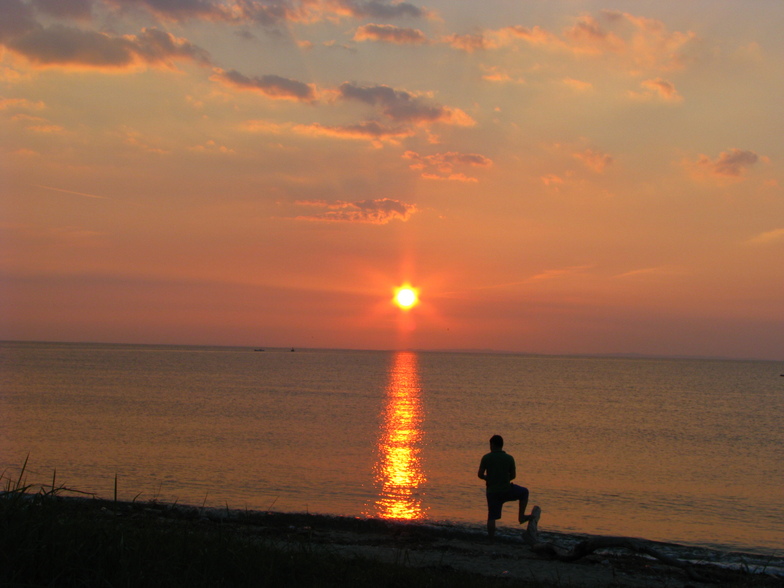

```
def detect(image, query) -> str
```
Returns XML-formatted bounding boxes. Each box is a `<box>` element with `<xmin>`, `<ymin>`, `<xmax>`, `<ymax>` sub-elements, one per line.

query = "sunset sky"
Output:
<box><xmin>2</xmin><ymin>0</ymin><xmax>782</xmax><ymax>360</ymax></box>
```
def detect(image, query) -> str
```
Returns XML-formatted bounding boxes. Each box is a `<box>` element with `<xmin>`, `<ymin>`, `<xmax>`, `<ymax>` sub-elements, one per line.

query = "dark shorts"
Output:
<box><xmin>486</xmin><ymin>484</ymin><xmax>529</xmax><ymax>520</ymax></box>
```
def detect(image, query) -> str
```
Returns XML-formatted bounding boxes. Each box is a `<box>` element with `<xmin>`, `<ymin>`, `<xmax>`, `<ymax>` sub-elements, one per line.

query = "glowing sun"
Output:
<box><xmin>393</xmin><ymin>285</ymin><xmax>419</xmax><ymax>310</ymax></box>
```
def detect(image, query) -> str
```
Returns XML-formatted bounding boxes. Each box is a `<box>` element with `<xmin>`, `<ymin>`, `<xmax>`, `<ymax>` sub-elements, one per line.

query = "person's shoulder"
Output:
<box><xmin>483</xmin><ymin>450</ymin><xmax>505</xmax><ymax>459</ymax></box>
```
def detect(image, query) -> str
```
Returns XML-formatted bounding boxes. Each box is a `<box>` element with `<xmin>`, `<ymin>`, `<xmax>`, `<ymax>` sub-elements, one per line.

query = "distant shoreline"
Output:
<box><xmin>3</xmin><ymin>339</ymin><xmax>780</xmax><ymax>363</ymax></box>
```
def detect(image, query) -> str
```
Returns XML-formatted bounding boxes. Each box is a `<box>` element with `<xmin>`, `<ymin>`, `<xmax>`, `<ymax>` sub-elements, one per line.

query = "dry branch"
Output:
<box><xmin>522</xmin><ymin>509</ymin><xmax>714</xmax><ymax>583</ymax></box>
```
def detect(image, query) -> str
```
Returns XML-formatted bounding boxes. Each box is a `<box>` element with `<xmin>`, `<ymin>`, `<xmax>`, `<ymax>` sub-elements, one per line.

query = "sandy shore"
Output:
<box><xmin>76</xmin><ymin>498</ymin><xmax>782</xmax><ymax>588</ymax></box>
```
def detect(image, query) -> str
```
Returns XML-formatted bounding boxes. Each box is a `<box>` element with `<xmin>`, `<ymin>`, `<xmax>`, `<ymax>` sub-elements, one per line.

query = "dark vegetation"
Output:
<box><xmin>0</xmin><ymin>468</ymin><xmax>521</xmax><ymax>587</ymax></box>
<box><xmin>2</xmin><ymin>463</ymin><xmax>781</xmax><ymax>587</ymax></box>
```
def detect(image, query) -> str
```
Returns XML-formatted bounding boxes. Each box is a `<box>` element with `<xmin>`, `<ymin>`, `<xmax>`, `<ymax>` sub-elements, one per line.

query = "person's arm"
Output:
<box><xmin>509</xmin><ymin>457</ymin><xmax>516</xmax><ymax>481</ymax></box>
<box><xmin>477</xmin><ymin>457</ymin><xmax>487</xmax><ymax>480</ymax></box>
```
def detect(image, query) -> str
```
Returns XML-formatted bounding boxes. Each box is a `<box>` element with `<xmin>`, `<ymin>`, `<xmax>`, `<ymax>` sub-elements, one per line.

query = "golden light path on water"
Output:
<box><xmin>369</xmin><ymin>351</ymin><xmax>427</xmax><ymax>520</ymax></box>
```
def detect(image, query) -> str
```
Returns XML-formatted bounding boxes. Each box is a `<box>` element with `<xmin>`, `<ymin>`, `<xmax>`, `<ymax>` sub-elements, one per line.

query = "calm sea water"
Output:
<box><xmin>1</xmin><ymin>341</ymin><xmax>782</xmax><ymax>557</ymax></box>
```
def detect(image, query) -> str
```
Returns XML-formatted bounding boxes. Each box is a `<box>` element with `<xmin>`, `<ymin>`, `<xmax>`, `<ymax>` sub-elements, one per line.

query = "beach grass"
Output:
<box><xmin>0</xmin><ymin>478</ymin><xmax>514</xmax><ymax>587</ymax></box>
<box><xmin>2</xmin><ymin>466</ymin><xmax>781</xmax><ymax>587</ymax></box>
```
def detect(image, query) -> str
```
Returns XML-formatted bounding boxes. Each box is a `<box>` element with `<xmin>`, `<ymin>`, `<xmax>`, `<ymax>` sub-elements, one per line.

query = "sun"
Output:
<box><xmin>393</xmin><ymin>285</ymin><xmax>419</xmax><ymax>310</ymax></box>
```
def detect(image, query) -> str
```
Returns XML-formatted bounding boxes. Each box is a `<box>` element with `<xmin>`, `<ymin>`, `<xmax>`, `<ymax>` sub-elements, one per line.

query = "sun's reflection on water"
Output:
<box><xmin>369</xmin><ymin>351</ymin><xmax>427</xmax><ymax>520</ymax></box>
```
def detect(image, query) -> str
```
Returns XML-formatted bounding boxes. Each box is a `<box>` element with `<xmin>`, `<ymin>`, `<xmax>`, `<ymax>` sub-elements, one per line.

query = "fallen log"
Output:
<box><xmin>522</xmin><ymin>509</ymin><xmax>713</xmax><ymax>583</ymax></box>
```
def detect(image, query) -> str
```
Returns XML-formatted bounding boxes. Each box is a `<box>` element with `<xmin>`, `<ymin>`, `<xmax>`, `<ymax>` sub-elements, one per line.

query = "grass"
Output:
<box><xmin>2</xmin><ymin>462</ymin><xmax>781</xmax><ymax>587</ymax></box>
<box><xmin>0</xmin><ymin>465</ymin><xmax>524</xmax><ymax>588</ymax></box>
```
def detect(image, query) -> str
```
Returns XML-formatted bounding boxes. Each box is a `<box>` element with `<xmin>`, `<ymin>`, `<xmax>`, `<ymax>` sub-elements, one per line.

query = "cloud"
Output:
<box><xmin>628</xmin><ymin>77</ymin><xmax>683</xmax><ymax>102</ymax></box>
<box><xmin>106</xmin><ymin>0</ymin><xmax>427</xmax><ymax>25</ymax></box>
<box><xmin>213</xmin><ymin>68</ymin><xmax>317</xmax><ymax>102</ymax></box>
<box><xmin>27</xmin><ymin>122</ymin><xmax>65</xmax><ymax>133</ymax></box>
<box><xmin>563</xmin><ymin>11</ymin><xmax>696</xmax><ymax>70</ymax></box>
<box><xmin>447</xmin><ymin>12</ymin><xmax>696</xmax><ymax>73</ymax></box>
<box><xmin>499</xmin><ymin>25</ymin><xmax>561</xmax><ymax>48</ymax></box>
<box><xmin>573</xmin><ymin>148</ymin><xmax>613</xmax><ymax>173</ymax></box>
<box><xmin>541</xmin><ymin>174</ymin><xmax>564</xmax><ymax>187</ymax></box>
<box><xmin>31</xmin><ymin>0</ymin><xmax>92</xmax><ymax>19</ymax></box>
<box><xmin>442</xmin><ymin>32</ymin><xmax>491</xmax><ymax>52</ymax></box>
<box><xmin>121</xmin><ymin>128</ymin><xmax>170</xmax><ymax>154</ymax></box>
<box><xmin>134</xmin><ymin>27</ymin><xmax>211</xmax><ymax>64</ymax></box>
<box><xmin>688</xmin><ymin>148</ymin><xmax>760</xmax><ymax>179</ymax></box>
<box><xmin>293</xmin><ymin>121</ymin><xmax>414</xmax><ymax>146</ymax></box>
<box><xmin>2</xmin><ymin>19</ymin><xmax>211</xmax><ymax>70</ymax></box>
<box><xmin>354</xmin><ymin>23</ymin><xmax>427</xmax><ymax>45</ymax></box>
<box><xmin>232</xmin><ymin>80</ymin><xmax>473</xmax><ymax>145</ymax></box>
<box><xmin>403</xmin><ymin>150</ymin><xmax>492</xmax><ymax>181</ymax></box>
<box><xmin>710</xmin><ymin>149</ymin><xmax>760</xmax><ymax>176</ymax></box>
<box><xmin>0</xmin><ymin>0</ymin><xmax>39</xmax><ymax>42</ymax></box>
<box><xmin>294</xmin><ymin>198</ymin><xmax>417</xmax><ymax>223</ymax></box>
<box><xmin>747</xmin><ymin>228</ymin><xmax>784</xmax><ymax>246</ymax></box>
<box><xmin>0</xmin><ymin>96</ymin><xmax>45</xmax><ymax>110</ymax></box>
<box><xmin>480</xmin><ymin>65</ymin><xmax>524</xmax><ymax>84</ymax></box>
<box><xmin>104</xmin><ymin>0</ymin><xmax>231</xmax><ymax>22</ymax></box>
<box><xmin>189</xmin><ymin>139</ymin><xmax>235</xmax><ymax>154</ymax></box>
<box><xmin>337</xmin><ymin>0</ymin><xmax>426</xmax><ymax>20</ymax></box>
<box><xmin>444</xmin><ymin>25</ymin><xmax>559</xmax><ymax>53</ymax></box>
<box><xmin>338</xmin><ymin>82</ymin><xmax>474</xmax><ymax>126</ymax></box>
<box><xmin>562</xmin><ymin>78</ymin><xmax>593</xmax><ymax>92</ymax></box>
<box><xmin>240</xmin><ymin>119</ymin><xmax>288</xmax><ymax>133</ymax></box>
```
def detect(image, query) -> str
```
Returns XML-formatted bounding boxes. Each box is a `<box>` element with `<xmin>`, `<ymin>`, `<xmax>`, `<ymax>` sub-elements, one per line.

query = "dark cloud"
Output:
<box><xmin>215</xmin><ymin>68</ymin><xmax>316</xmax><ymax>101</ymax></box>
<box><xmin>4</xmin><ymin>21</ymin><xmax>210</xmax><ymax>68</ymax></box>
<box><xmin>0</xmin><ymin>0</ymin><xmax>38</xmax><ymax>42</ymax></box>
<box><xmin>101</xmin><ymin>0</ymin><xmax>426</xmax><ymax>25</ymax></box>
<box><xmin>234</xmin><ymin>0</ymin><xmax>291</xmax><ymax>26</ymax></box>
<box><xmin>689</xmin><ymin>148</ymin><xmax>762</xmax><ymax>181</ymax></box>
<box><xmin>8</xmin><ymin>25</ymin><xmax>140</xmax><ymax>67</ymax></box>
<box><xmin>133</xmin><ymin>27</ymin><xmax>211</xmax><ymax>64</ymax></box>
<box><xmin>31</xmin><ymin>0</ymin><xmax>92</xmax><ymax>19</ymax></box>
<box><xmin>708</xmin><ymin>149</ymin><xmax>759</xmax><ymax>177</ymax></box>
<box><xmin>338</xmin><ymin>82</ymin><xmax>470</xmax><ymax>125</ymax></box>
<box><xmin>105</xmin><ymin>0</ymin><xmax>229</xmax><ymax>21</ymax></box>
<box><xmin>295</xmin><ymin>198</ymin><xmax>417</xmax><ymax>224</ymax></box>
<box><xmin>341</xmin><ymin>0</ymin><xmax>424</xmax><ymax>19</ymax></box>
<box><xmin>238</xmin><ymin>0</ymin><xmax>425</xmax><ymax>26</ymax></box>
<box><xmin>7</xmin><ymin>0</ymin><xmax>427</xmax><ymax>31</ymax></box>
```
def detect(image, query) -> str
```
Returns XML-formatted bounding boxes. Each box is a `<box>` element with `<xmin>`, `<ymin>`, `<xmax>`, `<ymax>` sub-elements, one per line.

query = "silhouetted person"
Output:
<box><xmin>477</xmin><ymin>434</ymin><xmax>534</xmax><ymax>540</ymax></box>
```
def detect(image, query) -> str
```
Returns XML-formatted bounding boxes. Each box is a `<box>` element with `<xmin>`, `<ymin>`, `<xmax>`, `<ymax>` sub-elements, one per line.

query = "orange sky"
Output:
<box><xmin>1</xmin><ymin>0</ymin><xmax>782</xmax><ymax>359</ymax></box>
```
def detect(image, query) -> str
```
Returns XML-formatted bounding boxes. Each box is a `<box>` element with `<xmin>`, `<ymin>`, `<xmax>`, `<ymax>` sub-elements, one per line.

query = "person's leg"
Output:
<box><xmin>514</xmin><ymin>485</ymin><xmax>530</xmax><ymax>523</ymax></box>
<box><xmin>486</xmin><ymin>493</ymin><xmax>502</xmax><ymax>540</ymax></box>
<box><xmin>487</xmin><ymin>517</ymin><xmax>496</xmax><ymax>540</ymax></box>
<box><xmin>518</xmin><ymin>501</ymin><xmax>531</xmax><ymax>523</ymax></box>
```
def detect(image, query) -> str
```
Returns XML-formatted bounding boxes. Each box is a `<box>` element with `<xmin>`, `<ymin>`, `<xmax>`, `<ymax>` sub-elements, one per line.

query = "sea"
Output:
<box><xmin>1</xmin><ymin>341</ymin><xmax>782</xmax><ymax>565</ymax></box>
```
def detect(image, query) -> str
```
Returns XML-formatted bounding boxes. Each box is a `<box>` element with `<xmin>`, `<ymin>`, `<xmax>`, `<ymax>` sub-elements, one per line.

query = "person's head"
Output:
<box><xmin>489</xmin><ymin>434</ymin><xmax>504</xmax><ymax>450</ymax></box>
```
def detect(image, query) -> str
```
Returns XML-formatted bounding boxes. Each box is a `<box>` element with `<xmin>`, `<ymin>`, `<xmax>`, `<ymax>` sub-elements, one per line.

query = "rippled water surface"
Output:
<box><xmin>1</xmin><ymin>342</ymin><xmax>782</xmax><ymax>555</ymax></box>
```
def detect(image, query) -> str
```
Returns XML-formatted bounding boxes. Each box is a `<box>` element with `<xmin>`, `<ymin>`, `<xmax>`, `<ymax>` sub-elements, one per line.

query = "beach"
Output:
<box><xmin>5</xmin><ymin>494</ymin><xmax>779</xmax><ymax>588</ymax></box>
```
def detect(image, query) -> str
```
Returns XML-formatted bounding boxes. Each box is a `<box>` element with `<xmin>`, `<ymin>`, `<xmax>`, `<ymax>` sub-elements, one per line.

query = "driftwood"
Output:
<box><xmin>522</xmin><ymin>507</ymin><xmax>713</xmax><ymax>583</ymax></box>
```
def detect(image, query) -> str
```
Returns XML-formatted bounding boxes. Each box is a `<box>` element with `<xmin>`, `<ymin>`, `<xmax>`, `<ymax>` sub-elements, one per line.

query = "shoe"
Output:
<box><xmin>527</xmin><ymin>506</ymin><xmax>541</xmax><ymax>538</ymax></box>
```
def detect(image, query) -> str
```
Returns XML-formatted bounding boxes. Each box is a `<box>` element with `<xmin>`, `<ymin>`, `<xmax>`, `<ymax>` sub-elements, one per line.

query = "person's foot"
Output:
<box><xmin>521</xmin><ymin>506</ymin><xmax>542</xmax><ymax>546</ymax></box>
<box><xmin>518</xmin><ymin>514</ymin><xmax>533</xmax><ymax>524</ymax></box>
<box><xmin>527</xmin><ymin>506</ymin><xmax>541</xmax><ymax>536</ymax></box>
